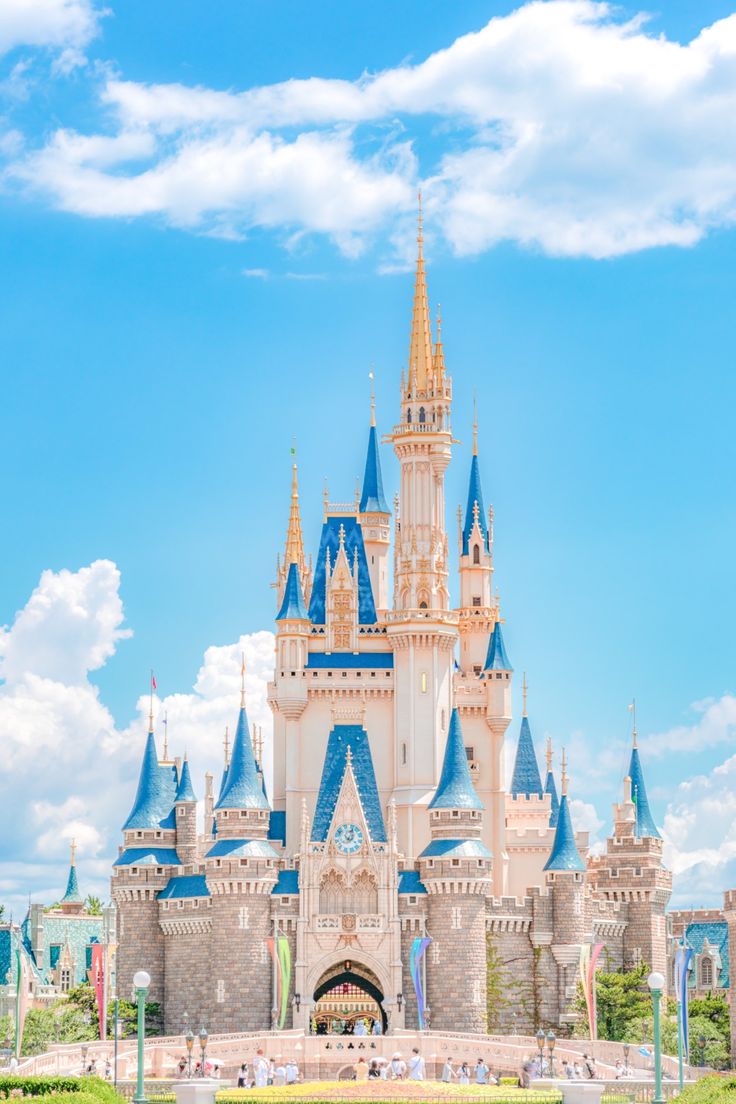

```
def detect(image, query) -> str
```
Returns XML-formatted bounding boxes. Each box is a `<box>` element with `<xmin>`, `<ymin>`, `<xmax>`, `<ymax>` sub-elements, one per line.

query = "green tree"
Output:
<box><xmin>573</xmin><ymin>963</ymin><xmax>652</xmax><ymax>1041</ymax></box>
<box><xmin>84</xmin><ymin>896</ymin><xmax>103</xmax><ymax>915</ymax></box>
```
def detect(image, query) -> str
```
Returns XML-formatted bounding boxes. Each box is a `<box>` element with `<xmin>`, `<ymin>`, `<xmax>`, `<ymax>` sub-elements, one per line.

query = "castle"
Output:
<box><xmin>112</xmin><ymin>213</ymin><xmax>672</xmax><ymax>1037</ymax></box>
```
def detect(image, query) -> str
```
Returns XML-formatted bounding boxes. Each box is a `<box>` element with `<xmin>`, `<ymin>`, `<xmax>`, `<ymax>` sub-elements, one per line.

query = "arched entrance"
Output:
<box><xmin>312</xmin><ymin>962</ymin><xmax>387</xmax><ymax>1034</ymax></box>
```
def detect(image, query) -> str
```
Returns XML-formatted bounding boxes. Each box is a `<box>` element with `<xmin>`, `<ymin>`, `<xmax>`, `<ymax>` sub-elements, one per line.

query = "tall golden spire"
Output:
<box><xmin>408</xmin><ymin>191</ymin><xmax>433</xmax><ymax>391</ymax></box>
<box><xmin>284</xmin><ymin>444</ymin><xmax>306</xmax><ymax>572</ymax></box>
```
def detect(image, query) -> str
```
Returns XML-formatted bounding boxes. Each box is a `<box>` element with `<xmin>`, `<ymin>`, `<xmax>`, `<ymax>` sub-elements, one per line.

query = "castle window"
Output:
<box><xmin>452</xmin><ymin>810</ymin><xmax>460</xmax><ymax>818</ymax></box>
<box><xmin>451</xmin><ymin>858</ymin><xmax>460</xmax><ymax>867</ymax></box>
<box><xmin>701</xmin><ymin>957</ymin><xmax>713</xmax><ymax>987</ymax></box>
<box><xmin>371</xmin><ymin>671</ymin><xmax>376</xmax><ymax>678</ymax></box>
<box><xmin>371</xmin><ymin>555</ymin><xmax>374</xmax><ymax>564</ymax></box>
<box><xmin>466</xmin><ymin>747</ymin><xmax>474</xmax><ymax>760</ymax></box>
<box><xmin>402</xmin><ymin>743</ymin><xmax>407</xmax><ymax>765</ymax></box>
<box><xmin>407</xmin><ymin>409</ymin><xmax>412</xmax><ymax>423</ymax></box>
<box><xmin>441</xmin><ymin>709</ymin><xmax>446</xmax><ymax>730</ymax></box>
<box><xmin>473</xmin><ymin>665</ymin><xmax>481</xmax><ymax>675</ymax></box>
<box><xmin>496</xmin><ymin>673</ymin><xmax>502</xmax><ymax>679</ymax></box>
<box><xmin>313</xmin><ymin>671</ymin><xmax>318</xmax><ymax>677</ymax></box>
<box><xmin>136</xmin><ymin>831</ymin><xmax>143</xmax><ymax>839</ymax></box>
<box><xmin>419</xmin><ymin>601</ymin><xmax>428</xmax><ymax>609</ymax></box>
<box><xmin>156</xmin><ymin>867</ymin><xmax>163</xmax><ymax>875</ymax></box>
<box><xmin>473</xmin><ymin>545</ymin><xmax>480</xmax><ymax>565</ymax></box>
<box><xmin>155</xmin><ymin>831</ymin><xmax>162</xmax><ymax>839</ymax></box>
<box><xmin>420</xmin><ymin>672</ymin><xmax>427</xmax><ymax>693</ymax></box>
<box><xmin>472</xmin><ymin>596</ymin><xmax>481</xmax><ymax>607</ymax></box>
<box><xmin>409</xmin><ymin>895</ymin><xmax>417</xmax><ymax>905</ymax></box>
<box><xmin>419</xmin><ymin>407</ymin><xmax>426</xmax><ymax>423</ymax></box>
<box><xmin>60</xmin><ymin>968</ymin><xmax>71</xmax><ymax>993</ymax></box>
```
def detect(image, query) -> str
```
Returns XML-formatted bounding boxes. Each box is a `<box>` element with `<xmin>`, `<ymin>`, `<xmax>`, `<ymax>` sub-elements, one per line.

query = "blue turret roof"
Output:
<box><xmin>545</xmin><ymin>769</ymin><xmax>560</xmax><ymax>828</ymax></box>
<box><xmin>510</xmin><ymin>717</ymin><xmax>543</xmax><ymax>798</ymax></box>
<box><xmin>313</xmin><ymin>724</ymin><xmax>386</xmax><ymax>842</ymax></box>
<box><xmin>543</xmin><ymin>793</ymin><xmax>585</xmax><ymax>872</ymax></box>
<box><xmin>215</xmin><ymin>704</ymin><xmax>269</xmax><ymax>810</ymax></box>
<box><xmin>60</xmin><ymin>863</ymin><xmax>82</xmax><ymax>904</ymax></box>
<box><xmin>629</xmin><ymin>745</ymin><xmax>660</xmax><ymax>839</ymax></box>
<box><xmin>175</xmin><ymin>758</ymin><xmax>196</xmax><ymax>803</ymax></box>
<box><xmin>483</xmin><ymin>621</ymin><xmax>512</xmax><ymax>671</ymax></box>
<box><xmin>276</xmin><ymin>561</ymin><xmax>309</xmax><ymax>621</ymax></box>
<box><xmin>158</xmin><ymin>875</ymin><xmax>210</xmax><ymax>900</ymax></box>
<box><xmin>419</xmin><ymin>838</ymin><xmax>491</xmax><ymax>859</ymax></box>
<box><xmin>123</xmin><ymin>730</ymin><xmax>177</xmax><ymax>830</ymax></box>
<box><xmin>429</xmin><ymin>708</ymin><xmax>483</xmax><ymax>810</ymax></box>
<box><xmin>462</xmin><ymin>453</ymin><xmax>490</xmax><ymax>556</ymax></box>
<box><xmin>308</xmin><ymin>516</ymin><xmax>377</xmax><ymax>624</ymax></box>
<box><xmin>359</xmin><ymin>424</ymin><xmax>389</xmax><ymax>514</ymax></box>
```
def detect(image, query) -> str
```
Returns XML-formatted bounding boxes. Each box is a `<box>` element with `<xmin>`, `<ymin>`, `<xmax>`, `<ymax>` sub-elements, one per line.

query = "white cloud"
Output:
<box><xmin>7</xmin><ymin>2</ymin><xmax>736</xmax><ymax>257</ymax></box>
<box><xmin>642</xmin><ymin>694</ymin><xmax>736</xmax><ymax>757</ymax></box>
<box><xmin>0</xmin><ymin>0</ymin><xmax>102</xmax><ymax>64</ymax></box>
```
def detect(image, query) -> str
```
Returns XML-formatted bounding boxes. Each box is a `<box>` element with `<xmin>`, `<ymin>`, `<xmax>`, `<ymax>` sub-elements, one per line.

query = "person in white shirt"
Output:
<box><xmin>475</xmin><ymin>1059</ymin><xmax>489</xmax><ymax>1085</ymax></box>
<box><xmin>441</xmin><ymin>1058</ymin><xmax>456</xmax><ymax>1082</ymax></box>
<box><xmin>354</xmin><ymin>1019</ymin><xmax>367</xmax><ymax>1036</ymax></box>
<box><xmin>274</xmin><ymin>1063</ymin><xmax>286</xmax><ymax>1086</ymax></box>
<box><xmin>407</xmin><ymin>1048</ymin><xmax>425</xmax><ymax>1080</ymax></box>
<box><xmin>253</xmin><ymin>1049</ymin><xmax>269</xmax><ymax>1088</ymax></box>
<box><xmin>390</xmin><ymin>1053</ymin><xmax>406</xmax><ymax>1080</ymax></box>
<box><xmin>459</xmin><ymin>1062</ymin><xmax>470</xmax><ymax>1084</ymax></box>
<box><xmin>286</xmin><ymin>1060</ymin><xmax>298</xmax><ymax>1084</ymax></box>
<box><xmin>8</xmin><ymin>1056</ymin><xmax>18</xmax><ymax>1076</ymax></box>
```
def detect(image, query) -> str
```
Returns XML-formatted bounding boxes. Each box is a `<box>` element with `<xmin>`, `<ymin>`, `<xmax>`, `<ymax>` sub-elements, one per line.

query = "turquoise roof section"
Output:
<box><xmin>158</xmin><ymin>875</ymin><xmax>210</xmax><ymax>899</ymax></box>
<box><xmin>273</xmin><ymin>869</ymin><xmax>300</xmax><ymax>894</ymax></box>
<box><xmin>462</xmin><ymin>453</ymin><xmax>490</xmax><ymax>556</ymax></box>
<box><xmin>629</xmin><ymin>746</ymin><xmax>660</xmax><ymax>839</ymax></box>
<box><xmin>308</xmin><ymin>516</ymin><xmax>377</xmax><ymax>625</ymax></box>
<box><xmin>398</xmin><ymin>869</ymin><xmax>428</xmax><ymax>894</ymax></box>
<box><xmin>269</xmin><ymin>811</ymin><xmax>286</xmax><ymax>845</ymax></box>
<box><xmin>684</xmin><ymin>922</ymin><xmax>729</xmax><ymax>989</ymax></box>
<box><xmin>313</xmin><ymin>723</ymin><xmax>386</xmax><ymax>842</ymax></box>
<box><xmin>206</xmin><ymin>838</ymin><xmax>279</xmax><ymax>859</ymax></box>
<box><xmin>510</xmin><ymin>717</ymin><xmax>544</xmax><ymax>798</ymax></box>
<box><xmin>60</xmin><ymin>863</ymin><xmax>82</xmax><ymax>904</ymax></box>
<box><xmin>429</xmin><ymin>708</ymin><xmax>483</xmax><ymax>810</ymax></box>
<box><xmin>543</xmin><ymin>794</ymin><xmax>585</xmax><ymax>872</ymax></box>
<box><xmin>276</xmin><ymin>561</ymin><xmax>309</xmax><ymax>621</ymax></box>
<box><xmin>123</xmin><ymin>730</ymin><xmax>178</xmax><ymax>830</ymax></box>
<box><xmin>24</xmin><ymin>913</ymin><xmax>103</xmax><ymax>987</ymax></box>
<box><xmin>419</xmin><ymin>838</ymin><xmax>491</xmax><ymax>858</ymax></box>
<box><xmin>215</xmin><ymin>704</ymin><xmax>269</xmax><ymax>810</ymax></box>
<box><xmin>0</xmin><ymin>928</ymin><xmax>13</xmax><ymax>986</ymax></box>
<box><xmin>359</xmin><ymin>424</ymin><xmax>389</xmax><ymax>514</ymax></box>
<box><xmin>175</xmin><ymin>758</ymin><xmax>197</xmax><ymax>803</ymax></box>
<box><xmin>114</xmin><ymin>847</ymin><xmax>180</xmax><ymax>866</ymax></box>
<box><xmin>483</xmin><ymin>621</ymin><xmax>512</xmax><ymax>671</ymax></box>
<box><xmin>545</xmin><ymin>770</ymin><xmax>560</xmax><ymax>828</ymax></box>
<box><xmin>306</xmin><ymin>652</ymin><xmax>393</xmax><ymax>669</ymax></box>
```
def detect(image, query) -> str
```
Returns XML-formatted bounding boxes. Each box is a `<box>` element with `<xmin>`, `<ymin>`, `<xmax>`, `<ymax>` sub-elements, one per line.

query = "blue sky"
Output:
<box><xmin>1</xmin><ymin>0</ymin><xmax>736</xmax><ymax>914</ymax></box>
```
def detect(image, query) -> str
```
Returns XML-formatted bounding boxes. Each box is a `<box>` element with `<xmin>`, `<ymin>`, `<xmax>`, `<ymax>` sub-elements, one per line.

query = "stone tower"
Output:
<box><xmin>420</xmin><ymin>708</ymin><xmax>490</xmax><ymax>1032</ymax></box>
<box><xmin>359</xmin><ymin>396</ymin><xmax>391</xmax><ymax>614</ymax></box>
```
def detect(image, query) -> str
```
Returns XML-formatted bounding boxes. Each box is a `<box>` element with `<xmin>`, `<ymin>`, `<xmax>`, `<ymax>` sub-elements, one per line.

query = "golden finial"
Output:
<box><xmin>70</xmin><ymin>838</ymin><xmax>77</xmax><ymax>867</ymax></box>
<box><xmin>323</xmin><ymin>480</ymin><xmax>329</xmax><ymax>521</ymax></box>
<box><xmin>522</xmin><ymin>672</ymin><xmax>528</xmax><ymax>717</ymax></box>
<box><xmin>369</xmin><ymin>368</ymin><xmax>376</xmax><ymax>427</ymax></box>
<box><xmin>561</xmin><ymin>748</ymin><xmax>568</xmax><ymax>796</ymax></box>
<box><xmin>240</xmin><ymin>652</ymin><xmax>246</xmax><ymax>707</ymax></box>
<box><xmin>283</xmin><ymin>442</ymin><xmax>306</xmax><ymax>575</ymax></box>
<box><xmin>224</xmin><ymin>725</ymin><xmax>230</xmax><ymax>767</ymax></box>
<box><xmin>546</xmin><ymin>735</ymin><xmax>553</xmax><ymax>774</ymax></box>
<box><xmin>629</xmin><ymin>698</ymin><xmax>637</xmax><ymax>747</ymax></box>
<box><xmin>472</xmin><ymin>392</ymin><xmax>478</xmax><ymax>456</ymax></box>
<box><xmin>417</xmin><ymin>190</ymin><xmax>424</xmax><ymax>255</ymax></box>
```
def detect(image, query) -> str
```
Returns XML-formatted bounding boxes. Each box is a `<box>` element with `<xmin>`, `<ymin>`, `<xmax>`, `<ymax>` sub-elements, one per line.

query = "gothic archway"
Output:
<box><xmin>313</xmin><ymin>964</ymin><xmax>387</xmax><ymax>1034</ymax></box>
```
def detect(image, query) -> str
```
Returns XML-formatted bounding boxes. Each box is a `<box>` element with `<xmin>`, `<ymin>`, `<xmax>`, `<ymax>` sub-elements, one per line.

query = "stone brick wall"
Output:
<box><xmin>174</xmin><ymin>804</ymin><xmax>198</xmax><ymax>866</ymax></box>
<box><xmin>162</xmin><ymin>913</ymin><xmax>213</xmax><ymax>1033</ymax></box>
<box><xmin>426</xmin><ymin>891</ymin><xmax>487</xmax><ymax>1032</ymax></box>
<box><xmin>551</xmin><ymin>874</ymin><xmax>586</xmax><ymax>946</ymax></box>
<box><xmin>207</xmin><ymin>889</ymin><xmax>274</xmax><ymax>1032</ymax></box>
<box><xmin>115</xmin><ymin>896</ymin><xmax>166</xmax><ymax>1003</ymax></box>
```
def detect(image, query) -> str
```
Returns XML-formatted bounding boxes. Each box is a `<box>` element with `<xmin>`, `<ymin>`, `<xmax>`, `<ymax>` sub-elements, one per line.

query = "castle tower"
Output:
<box><xmin>481</xmin><ymin>617</ymin><xmax>513</xmax><ymax>894</ymax></box>
<box><xmin>388</xmin><ymin>200</ymin><xmax>458</xmax><ymax>857</ymax></box>
<box><xmin>59</xmin><ymin>840</ymin><xmax>84</xmax><ymax>915</ymax></box>
<box><xmin>174</xmin><ymin>757</ymin><xmax>198</xmax><ymax>866</ymax></box>
<box><xmin>112</xmin><ymin>701</ymin><xmax>178</xmax><ymax>1005</ymax></box>
<box><xmin>272</xmin><ymin>562</ymin><xmax>310</xmax><ymax>827</ymax></box>
<box><xmin>505</xmin><ymin>676</ymin><xmax>555</xmax><ymax>899</ymax></box>
<box><xmin>276</xmin><ymin>456</ymin><xmax>311</xmax><ymax>608</ymax></box>
<box><xmin>457</xmin><ymin>408</ymin><xmax>494</xmax><ymax>674</ymax></box>
<box><xmin>544</xmin><ymin>737</ymin><xmax>560</xmax><ymax>828</ymax></box>
<box><xmin>544</xmin><ymin>752</ymin><xmax>589</xmax><ymax>1025</ymax></box>
<box><xmin>587</xmin><ymin>724</ymin><xmax>671</xmax><ymax>979</ymax></box>
<box><xmin>419</xmin><ymin>709</ymin><xmax>490</xmax><ymax>1032</ymax></box>
<box><xmin>207</xmin><ymin>677</ymin><xmax>278</xmax><ymax>1031</ymax></box>
<box><xmin>359</xmin><ymin>392</ymin><xmax>391</xmax><ymax>614</ymax></box>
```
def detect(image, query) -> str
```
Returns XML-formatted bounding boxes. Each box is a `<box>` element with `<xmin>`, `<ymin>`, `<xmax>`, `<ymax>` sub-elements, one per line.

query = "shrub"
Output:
<box><xmin>677</xmin><ymin>1074</ymin><xmax>736</xmax><ymax>1104</ymax></box>
<box><xmin>0</xmin><ymin>1077</ymin><xmax>122</xmax><ymax>1103</ymax></box>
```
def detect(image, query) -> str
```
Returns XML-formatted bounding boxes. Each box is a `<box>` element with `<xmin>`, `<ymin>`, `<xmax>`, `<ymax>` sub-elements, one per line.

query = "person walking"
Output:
<box><xmin>355</xmin><ymin>1057</ymin><xmax>369</xmax><ymax>1081</ymax></box>
<box><xmin>237</xmin><ymin>1063</ymin><xmax>249</xmax><ymax>1088</ymax></box>
<box><xmin>253</xmin><ymin>1049</ymin><xmax>269</xmax><ymax>1088</ymax></box>
<box><xmin>475</xmin><ymin>1058</ymin><xmax>489</xmax><ymax>1085</ymax></box>
<box><xmin>286</xmin><ymin>1059</ymin><xmax>298</xmax><ymax>1084</ymax></box>
<box><xmin>441</xmin><ymin>1057</ymin><xmax>456</xmax><ymax>1082</ymax></box>
<box><xmin>368</xmin><ymin>1060</ymin><xmax>381</xmax><ymax>1079</ymax></box>
<box><xmin>459</xmin><ymin>1061</ymin><xmax>470</xmax><ymax>1084</ymax></box>
<box><xmin>407</xmin><ymin>1048</ymin><xmax>426</xmax><ymax>1080</ymax></box>
<box><xmin>390</xmin><ymin>1052</ymin><xmax>406</xmax><ymax>1079</ymax></box>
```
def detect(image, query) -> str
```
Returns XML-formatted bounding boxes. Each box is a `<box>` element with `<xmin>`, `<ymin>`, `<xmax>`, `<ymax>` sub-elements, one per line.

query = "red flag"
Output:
<box><xmin>151</xmin><ymin>674</ymin><xmax>157</xmax><ymax>691</ymax></box>
<box><xmin>91</xmin><ymin>944</ymin><xmax>106</xmax><ymax>1040</ymax></box>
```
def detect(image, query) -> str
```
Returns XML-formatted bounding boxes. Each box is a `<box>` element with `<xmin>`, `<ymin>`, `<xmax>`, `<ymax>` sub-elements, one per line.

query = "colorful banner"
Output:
<box><xmin>674</xmin><ymin>944</ymin><xmax>694</xmax><ymax>1060</ymax></box>
<box><xmin>579</xmin><ymin>942</ymin><xmax>605</xmax><ymax>1041</ymax></box>
<box><xmin>15</xmin><ymin>941</ymin><xmax>31</xmax><ymax>1059</ymax></box>
<box><xmin>267</xmin><ymin>935</ymin><xmax>292</xmax><ymax>1029</ymax></box>
<box><xmin>410</xmin><ymin>936</ymin><xmax>431</xmax><ymax>1030</ymax></box>
<box><xmin>90</xmin><ymin>943</ymin><xmax>106</xmax><ymax>1040</ymax></box>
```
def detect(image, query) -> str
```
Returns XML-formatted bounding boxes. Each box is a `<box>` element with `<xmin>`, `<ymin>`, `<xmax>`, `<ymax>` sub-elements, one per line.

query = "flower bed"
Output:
<box><xmin>215</xmin><ymin>1084</ymin><xmax>563</xmax><ymax>1103</ymax></box>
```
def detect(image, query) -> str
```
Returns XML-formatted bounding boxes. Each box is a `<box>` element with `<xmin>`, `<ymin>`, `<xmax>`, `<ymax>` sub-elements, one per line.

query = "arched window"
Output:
<box><xmin>406</xmin><ymin>408</ymin><xmax>412</xmax><ymax>423</ymax></box>
<box><xmin>419</xmin><ymin>601</ymin><xmax>428</xmax><ymax>609</ymax></box>
<box><xmin>418</xmin><ymin>406</ymin><xmax>426</xmax><ymax>423</ymax></box>
<box><xmin>352</xmin><ymin>870</ymin><xmax>378</xmax><ymax>914</ymax></box>
<box><xmin>320</xmin><ymin>869</ymin><xmax>347</xmax><ymax>914</ymax></box>
<box><xmin>701</xmin><ymin>957</ymin><xmax>713</xmax><ymax>987</ymax></box>
<box><xmin>473</xmin><ymin>544</ymin><xmax>480</xmax><ymax>565</ymax></box>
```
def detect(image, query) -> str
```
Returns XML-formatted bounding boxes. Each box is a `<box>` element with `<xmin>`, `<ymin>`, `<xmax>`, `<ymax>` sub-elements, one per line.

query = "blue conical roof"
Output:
<box><xmin>545</xmin><ymin>769</ymin><xmax>560</xmax><ymax>828</ymax></box>
<box><xmin>359</xmin><ymin>424</ymin><xmax>389</xmax><ymax>513</ymax></box>
<box><xmin>429</xmin><ymin>708</ymin><xmax>483</xmax><ymax>810</ymax></box>
<box><xmin>544</xmin><ymin>793</ymin><xmax>585</xmax><ymax>872</ymax></box>
<box><xmin>215</xmin><ymin>704</ymin><xmax>269</xmax><ymax>810</ymax></box>
<box><xmin>123</xmin><ymin>729</ymin><xmax>177</xmax><ymax>830</ymax></box>
<box><xmin>484</xmin><ymin>621</ymin><xmax>512</xmax><ymax>671</ymax></box>
<box><xmin>462</xmin><ymin>453</ymin><xmax>490</xmax><ymax>556</ymax></box>
<box><xmin>276</xmin><ymin>561</ymin><xmax>309</xmax><ymax>620</ymax></box>
<box><xmin>175</xmin><ymin>758</ymin><xmax>197</xmax><ymax>803</ymax></box>
<box><xmin>629</xmin><ymin>746</ymin><xmax>660</xmax><ymax>839</ymax></box>
<box><xmin>60</xmin><ymin>863</ymin><xmax>82</xmax><ymax>904</ymax></box>
<box><xmin>510</xmin><ymin>716</ymin><xmax>543</xmax><ymax>797</ymax></box>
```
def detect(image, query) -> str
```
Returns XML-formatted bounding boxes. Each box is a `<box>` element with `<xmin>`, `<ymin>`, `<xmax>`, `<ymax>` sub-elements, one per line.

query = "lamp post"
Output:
<box><xmin>623</xmin><ymin>1043</ymin><xmax>630</xmax><ymax>1076</ymax></box>
<box><xmin>698</xmin><ymin>1034</ymin><xmax>706</xmax><ymax>1068</ymax></box>
<box><xmin>397</xmin><ymin>993</ymin><xmax>403</xmax><ymax>1013</ymax></box>
<box><xmin>536</xmin><ymin>1029</ymin><xmax>545</xmax><ymax>1075</ymax></box>
<box><xmin>647</xmin><ymin>971</ymin><xmax>665</xmax><ymax>1104</ymax></box>
<box><xmin>132</xmin><ymin>970</ymin><xmax>151</xmax><ymax>1104</ymax></box>
<box><xmin>198</xmin><ymin>1027</ymin><xmax>208</xmax><ymax>1077</ymax></box>
<box><xmin>80</xmin><ymin>1043</ymin><xmax>89</xmax><ymax>1075</ymax></box>
<box><xmin>185</xmin><ymin>1031</ymin><xmax>194</xmax><ymax>1079</ymax></box>
<box><xmin>546</xmin><ymin>1032</ymin><xmax>556</xmax><ymax>1079</ymax></box>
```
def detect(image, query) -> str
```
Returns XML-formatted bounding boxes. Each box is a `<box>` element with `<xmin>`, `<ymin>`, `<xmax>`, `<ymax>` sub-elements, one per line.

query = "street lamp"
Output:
<box><xmin>647</xmin><ymin>971</ymin><xmax>665</xmax><ymax>1104</ymax></box>
<box><xmin>546</xmin><ymin>1032</ymin><xmax>556</xmax><ymax>1079</ymax></box>
<box><xmin>292</xmin><ymin>993</ymin><xmax>301</xmax><ymax>1013</ymax></box>
<box><xmin>185</xmin><ymin>1031</ymin><xmax>194</xmax><ymax>1079</ymax></box>
<box><xmin>623</xmin><ymin>1043</ymin><xmax>630</xmax><ymax>1076</ymax></box>
<box><xmin>198</xmin><ymin>1027</ymin><xmax>208</xmax><ymax>1077</ymax></box>
<box><xmin>80</xmin><ymin>1043</ymin><xmax>89</xmax><ymax>1074</ymax></box>
<box><xmin>397</xmin><ymin>993</ymin><xmax>403</xmax><ymax>1012</ymax></box>
<box><xmin>132</xmin><ymin>970</ymin><xmax>151</xmax><ymax>1104</ymax></box>
<box><xmin>698</xmin><ymin>1034</ymin><xmax>706</xmax><ymax>1067</ymax></box>
<box><xmin>536</xmin><ymin>1030</ymin><xmax>545</xmax><ymax>1075</ymax></box>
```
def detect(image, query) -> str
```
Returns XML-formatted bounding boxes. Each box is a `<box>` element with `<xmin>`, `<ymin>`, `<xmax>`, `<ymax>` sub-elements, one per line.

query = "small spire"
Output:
<box><xmin>323</xmin><ymin>480</ymin><xmax>329</xmax><ymax>521</ymax></box>
<box><xmin>162</xmin><ymin>710</ymin><xmax>169</xmax><ymax>761</ymax></box>
<box><xmin>224</xmin><ymin>725</ymin><xmax>230</xmax><ymax>767</ymax></box>
<box><xmin>472</xmin><ymin>392</ymin><xmax>478</xmax><ymax>456</ymax></box>
<box><xmin>522</xmin><ymin>672</ymin><xmax>528</xmax><ymax>717</ymax></box>
<box><xmin>407</xmin><ymin>190</ymin><xmax>433</xmax><ymax>391</ymax></box>
<box><xmin>546</xmin><ymin>735</ymin><xmax>553</xmax><ymax>774</ymax></box>
<box><xmin>240</xmin><ymin>653</ymin><xmax>246</xmax><ymax>708</ymax></box>
<box><xmin>346</xmin><ymin>744</ymin><xmax>353</xmax><ymax>767</ymax></box>
<box><xmin>629</xmin><ymin>698</ymin><xmax>638</xmax><ymax>747</ymax></box>
<box><xmin>283</xmin><ymin>445</ymin><xmax>307</xmax><ymax>575</ymax></box>
<box><xmin>433</xmin><ymin>302</ymin><xmax>446</xmax><ymax>378</ymax></box>
<box><xmin>338</xmin><ymin>523</ymin><xmax>346</xmax><ymax>552</ymax></box>
<box><xmin>369</xmin><ymin>368</ymin><xmax>376</xmax><ymax>428</ymax></box>
<box><xmin>70</xmin><ymin>838</ymin><xmax>77</xmax><ymax>867</ymax></box>
<box><xmin>561</xmin><ymin>747</ymin><xmax>568</xmax><ymax>796</ymax></box>
<box><xmin>355</xmin><ymin>476</ymin><xmax>360</xmax><ymax>514</ymax></box>
<box><xmin>148</xmin><ymin>669</ymin><xmax>155</xmax><ymax>733</ymax></box>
